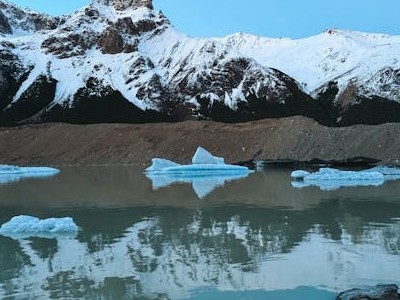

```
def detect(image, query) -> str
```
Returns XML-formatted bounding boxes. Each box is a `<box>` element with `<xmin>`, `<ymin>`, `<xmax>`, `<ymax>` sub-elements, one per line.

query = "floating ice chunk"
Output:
<box><xmin>291</xmin><ymin>167</ymin><xmax>386</xmax><ymax>190</ymax></box>
<box><xmin>0</xmin><ymin>165</ymin><xmax>60</xmax><ymax>175</ymax></box>
<box><xmin>0</xmin><ymin>165</ymin><xmax>60</xmax><ymax>185</ymax></box>
<box><xmin>145</xmin><ymin>158</ymin><xmax>181</xmax><ymax>173</ymax></box>
<box><xmin>145</xmin><ymin>147</ymin><xmax>252</xmax><ymax>197</ymax></box>
<box><xmin>191</xmin><ymin>147</ymin><xmax>225</xmax><ymax>165</ymax></box>
<box><xmin>146</xmin><ymin>147</ymin><xmax>250</xmax><ymax>175</ymax></box>
<box><xmin>147</xmin><ymin>163</ymin><xmax>250</xmax><ymax>175</ymax></box>
<box><xmin>291</xmin><ymin>168</ymin><xmax>385</xmax><ymax>181</ymax></box>
<box><xmin>0</xmin><ymin>215</ymin><xmax>78</xmax><ymax>239</ymax></box>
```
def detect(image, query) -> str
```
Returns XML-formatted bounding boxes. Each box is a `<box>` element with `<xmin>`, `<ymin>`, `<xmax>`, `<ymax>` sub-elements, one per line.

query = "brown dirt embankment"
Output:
<box><xmin>1</xmin><ymin>116</ymin><xmax>400</xmax><ymax>168</ymax></box>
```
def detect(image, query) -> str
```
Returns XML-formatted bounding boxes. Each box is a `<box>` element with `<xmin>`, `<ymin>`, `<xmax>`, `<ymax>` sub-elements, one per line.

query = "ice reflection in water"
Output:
<box><xmin>146</xmin><ymin>172</ymin><xmax>250</xmax><ymax>198</ymax></box>
<box><xmin>0</xmin><ymin>166</ymin><xmax>400</xmax><ymax>299</ymax></box>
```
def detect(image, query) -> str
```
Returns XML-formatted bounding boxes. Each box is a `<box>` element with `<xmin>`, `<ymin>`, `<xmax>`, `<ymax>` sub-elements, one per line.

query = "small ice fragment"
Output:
<box><xmin>192</xmin><ymin>147</ymin><xmax>225</xmax><ymax>165</ymax></box>
<box><xmin>0</xmin><ymin>215</ymin><xmax>79</xmax><ymax>239</ymax></box>
<box><xmin>0</xmin><ymin>165</ymin><xmax>60</xmax><ymax>185</ymax></box>
<box><xmin>291</xmin><ymin>167</ymin><xmax>387</xmax><ymax>190</ymax></box>
<box><xmin>0</xmin><ymin>165</ymin><xmax>59</xmax><ymax>175</ymax></box>
<box><xmin>291</xmin><ymin>167</ymin><xmax>385</xmax><ymax>181</ymax></box>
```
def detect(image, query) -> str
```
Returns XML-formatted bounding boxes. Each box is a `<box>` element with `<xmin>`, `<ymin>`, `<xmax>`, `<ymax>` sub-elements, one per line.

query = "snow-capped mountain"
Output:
<box><xmin>0</xmin><ymin>0</ymin><xmax>399</xmax><ymax>126</ymax></box>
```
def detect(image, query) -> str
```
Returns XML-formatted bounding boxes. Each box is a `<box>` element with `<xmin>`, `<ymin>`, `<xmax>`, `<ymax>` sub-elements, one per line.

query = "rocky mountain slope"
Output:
<box><xmin>0</xmin><ymin>0</ymin><xmax>399</xmax><ymax>126</ymax></box>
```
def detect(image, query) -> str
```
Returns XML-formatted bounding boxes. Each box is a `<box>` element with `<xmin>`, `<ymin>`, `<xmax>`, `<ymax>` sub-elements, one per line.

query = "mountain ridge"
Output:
<box><xmin>0</xmin><ymin>0</ymin><xmax>399</xmax><ymax>126</ymax></box>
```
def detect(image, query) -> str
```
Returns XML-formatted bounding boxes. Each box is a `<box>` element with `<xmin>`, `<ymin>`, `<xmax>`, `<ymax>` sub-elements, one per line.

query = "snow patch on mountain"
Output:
<box><xmin>221</xmin><ymin>30</ymin><xmax>400</xmax><ymax>100</ymax></box>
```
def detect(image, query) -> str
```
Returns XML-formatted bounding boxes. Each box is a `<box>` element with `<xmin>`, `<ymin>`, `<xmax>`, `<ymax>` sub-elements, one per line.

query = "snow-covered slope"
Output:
<box><xmin>0</xmin><ymin>0</ymin><xmax>399</xmax><ymax>126</ymax></box>
<box><xmin>221</xmin><ymin>30</ymin><xmax>400</xmax><ymax>97</ymax></box>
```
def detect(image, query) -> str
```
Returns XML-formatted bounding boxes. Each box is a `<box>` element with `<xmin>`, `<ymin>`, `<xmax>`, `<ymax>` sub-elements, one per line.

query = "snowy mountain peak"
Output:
<box><xmin>0</xmin><ymin>0</ymin><xmax>58</xmax><ymax>36</ymax></box>
<box><xmin>0</xmin><ymin>0</ymin><xmax>399</xmax><ymax>126</ymax></box>
<box><xmin>93</xmin><ymin>0</ymin><xmax>153</xmax><ymax>10</ymax></box>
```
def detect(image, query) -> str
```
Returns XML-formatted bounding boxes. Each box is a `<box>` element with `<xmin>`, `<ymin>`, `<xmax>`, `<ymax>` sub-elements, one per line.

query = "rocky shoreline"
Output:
<box><xmin>1</xmin><ymin>116</ymin><xmax>400</xmax><ymax>168</ymax></box>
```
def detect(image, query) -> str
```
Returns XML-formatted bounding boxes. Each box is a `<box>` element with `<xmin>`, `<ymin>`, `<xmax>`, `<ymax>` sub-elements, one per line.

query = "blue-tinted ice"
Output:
<box><xmin>146</xmin><ymin>147</ymin><xmax>252</xmax><ymax>198</ymax></box>
<box><xmin>0</xmin><ymin>164</ymin><xmax>60</xmax><ymax>185</ymax></box>
<box><xmin>291</xmin><ymin>166</ymin><xmax>400</xmax><ymax>190</ymax></box>
<box><xmin>0</xmin><ymin>215</ymin><xmax>78</xmax><ymax>239</ymax></box>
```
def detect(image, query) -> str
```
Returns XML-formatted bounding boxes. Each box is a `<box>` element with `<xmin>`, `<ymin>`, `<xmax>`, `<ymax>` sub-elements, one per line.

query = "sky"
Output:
<box><xmin>7</xmin><ymin>0</ymin><xmax>400</xmax><ymax>39</ymax></box>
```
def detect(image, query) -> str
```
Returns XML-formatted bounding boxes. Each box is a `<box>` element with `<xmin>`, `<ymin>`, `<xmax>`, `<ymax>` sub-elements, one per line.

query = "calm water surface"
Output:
<box><xmin>0</xmin><ymin>166</ymin><xmax>400</xmax><ymax>299</ymax></box>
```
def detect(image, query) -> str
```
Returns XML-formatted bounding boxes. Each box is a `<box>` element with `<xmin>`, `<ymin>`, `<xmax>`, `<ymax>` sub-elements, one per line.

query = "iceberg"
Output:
<box><xmin>0</xmin><ymin>164</ymin><xmax>60</xmax><ymax>185</ymax></box>
<box><xmin>0</xmin><ymin>215</ymin><xmax>78</xmax><ymax>239</ymax></box>
<box><xmin>145</xmin><ymin>147</ymin><xmax>253</xmax><ymax>198</ymax></box>
<box><xmin>291</xmin><ymin>167</ymin><xmax>386</xmax><ymax>190</ymax></box>
<box><xmin>290</xmin><ymin>166</ymin><xmax>400</xmax><ymax>190</ymax></box>
<box><xmin>146</xmin><ymin>147</ymin><xmax>251</xmax><ymax>176</ymax></box>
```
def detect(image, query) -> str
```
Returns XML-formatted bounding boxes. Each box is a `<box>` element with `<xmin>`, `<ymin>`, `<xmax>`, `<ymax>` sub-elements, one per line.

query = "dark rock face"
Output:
<box><xmin>338</xmin><ymin>95</ymin><xmax>400</xmax><ymax>126</ymax></box>
<box><xmin>316</xmin><ymin>79</ymin><xmax>400</xmax><ymax>126</ymax></box>
<box><xmin>101</xmin><ymin>0</ymin><xmax>153</xmax><ymax>10</ymax></box>
<box><xmin>192</xmin><ymin>59</ymin><xmax>333</xmax><ymax>125</ymax></box>
<box><xmin>3</xmin><ymin>75</ymin><xmax>57</xmax><ymax>123</ymax></box>
<box><xmin>42</xmin><ymin>31</ymin><xmax>99</xmax><ymax>58</ymax></box>
<box><xmin>30</xmin><ymin>13</ymin><xmax>59</xmax><ymax>31</ymax></box>
<box><xmin>336</xmin><ymin>284</ymin><xmax>400</xmax><ymax>300</ymax></box>
<box><xmin>0</xmin><ymin>46</ymin><xmax>27</xmax><ymax>111</ymax></box>
<box><xmin>43</xmin><ymin>77</ymin><xmax>171</xmax><ymax>124</ymax></box>
<box><xmin>98</xmin><ymin>27</ymin><xmax>124</xmax><ymax>54</ymax></box>
<box><xmin>0</xmin><ymin>10</ymin><xmax>11</xmax><ymax>34</ymax></box>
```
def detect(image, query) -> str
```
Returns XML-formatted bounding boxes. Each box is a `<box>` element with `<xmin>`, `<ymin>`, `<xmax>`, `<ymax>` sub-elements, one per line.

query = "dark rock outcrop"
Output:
<box><xmin>193</xmin><ymin>59</ymin><xmax>333</xmax><ymax>125</ymax></box>
<box><xmin>0</xmin><ymin>10</ymin><xmax>11</xmax><ymax>34</ymax></box>
<box><xmin>0</xmin><ymin>45</ymin><xmax>28</xmax><ymax>112</ymax></box>
<box><xmin>44</xmin><ymin>77</ymin><xmax>171</xmax><ymax>124</ymax></box>
<box><xmin>3</xmin><ymin>75</ymin><xmax>57</xmax><ymax>123</ymax></box>
<box><xmin>336</xmin><ymin>284</ymin><xmax>400</xmax><ymax>300</ymax></box>
<box><xmin>98</xmin><ymin>27</ymin><xmax>124</xmax><ymax>54</ymax></box>
<box><xmin>316</xmin><ymin>78</ymin><xmax>400</xmax><ymax>126</ymax></box>
<box><xmin>101</xmin><ymin>0</ymin><xmax>153</xmax><ymax>10</ymax></box>
<box><xmin>42</xmin><ymin>31</ymin><xmax>99</xmax><ymax>58</ymax></box>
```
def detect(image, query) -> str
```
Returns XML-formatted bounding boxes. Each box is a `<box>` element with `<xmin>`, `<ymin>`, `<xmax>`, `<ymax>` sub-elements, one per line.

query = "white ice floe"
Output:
<box><xmin>0</xmin><ymin>215</ymin><xmax>78</xmax><ymax>239</ymax></box>
<box><xmin>145</xmin><ymin>147</ymin><xmax>252</xmax><ymax>197</ymax></box>
<box><xmin>0</xmin><ymin>165</ymin><xmax>60</xmax><ymax>185</ymax></box>
<box><xmin>291</xmin><ymin>166</ymin><xmax>400</xmax><ymax>190</ymax></box>
<box><xmin>146</xmin><ymin>147</ymin><xmax>250</xmax><ymax>175</ymax></box>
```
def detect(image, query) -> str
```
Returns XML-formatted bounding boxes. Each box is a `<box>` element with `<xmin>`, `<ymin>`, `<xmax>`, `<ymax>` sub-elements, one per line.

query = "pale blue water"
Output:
<box><xmin>0</xmin><ymin>166</ymin><xmax>399</xmax><ymax>299</ymax></box>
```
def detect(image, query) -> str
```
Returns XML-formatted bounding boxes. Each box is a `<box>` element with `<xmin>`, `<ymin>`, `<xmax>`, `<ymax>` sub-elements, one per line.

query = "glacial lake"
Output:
<box><xmin>0</xmin><ymin>165</ymin><xmax>400</xmax><ymax>299</ymax></box>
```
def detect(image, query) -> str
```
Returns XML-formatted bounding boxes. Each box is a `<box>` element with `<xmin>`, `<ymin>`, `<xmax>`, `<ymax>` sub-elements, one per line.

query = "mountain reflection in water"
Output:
<box><xmin>0</xmin><ymin>166</ymin><xmax>400</xmax><ymax>299</ymax></box>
